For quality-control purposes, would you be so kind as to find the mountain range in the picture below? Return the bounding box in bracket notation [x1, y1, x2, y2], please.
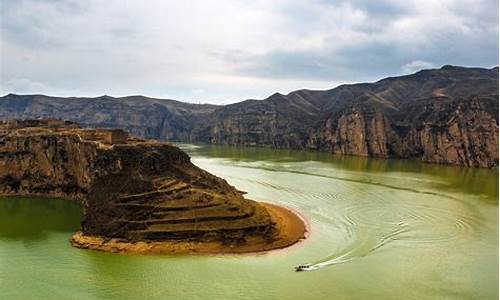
[1, 65, 498, 167]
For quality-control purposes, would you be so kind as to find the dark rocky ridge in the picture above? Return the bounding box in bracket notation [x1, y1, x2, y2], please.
[1, 65, 498, 167]
[0, 120, 302, 250]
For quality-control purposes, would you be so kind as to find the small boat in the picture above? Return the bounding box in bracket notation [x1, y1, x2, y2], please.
[294, 264, 312, 272]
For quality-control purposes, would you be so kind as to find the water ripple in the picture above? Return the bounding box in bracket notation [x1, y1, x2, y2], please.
[298, 200, 481, 271]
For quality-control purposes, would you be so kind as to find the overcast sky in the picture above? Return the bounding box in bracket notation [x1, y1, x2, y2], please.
[1, 0, 498, 104]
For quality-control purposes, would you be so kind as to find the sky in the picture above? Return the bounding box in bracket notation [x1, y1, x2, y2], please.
[0, 0, 498, 104]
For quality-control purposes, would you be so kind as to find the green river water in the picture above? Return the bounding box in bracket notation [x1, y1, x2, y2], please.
[0, 144, 498, 300]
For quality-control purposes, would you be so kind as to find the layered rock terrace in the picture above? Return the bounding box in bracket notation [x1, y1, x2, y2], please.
[0, 120, 306, 253]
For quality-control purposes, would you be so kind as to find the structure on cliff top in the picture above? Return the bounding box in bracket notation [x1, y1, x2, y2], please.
[0, 120, 304, 253]
[1, 119, 129, 145]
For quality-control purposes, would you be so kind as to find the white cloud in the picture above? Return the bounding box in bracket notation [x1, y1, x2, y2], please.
[0, 78, 50, 94]
[401, 60, 436, 74]
[0, 78, 81, 96]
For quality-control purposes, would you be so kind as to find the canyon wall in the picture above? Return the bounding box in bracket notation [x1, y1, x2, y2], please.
[1, 65, 498, 167]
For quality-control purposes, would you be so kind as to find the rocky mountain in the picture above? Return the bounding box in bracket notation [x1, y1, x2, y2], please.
[1, 65, 498, 167]
[0, 94, 219, 141]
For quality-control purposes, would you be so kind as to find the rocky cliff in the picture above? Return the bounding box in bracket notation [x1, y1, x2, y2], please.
[0, 120, 305, 253]
[1, 65, 497, 167]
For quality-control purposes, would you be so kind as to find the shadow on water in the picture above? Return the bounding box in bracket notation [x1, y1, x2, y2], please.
[0, 197, 82, 241]
[179, 143, 498, 199]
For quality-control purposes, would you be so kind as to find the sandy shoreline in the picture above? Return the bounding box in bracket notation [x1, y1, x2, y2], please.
[71, 202, 308, 255]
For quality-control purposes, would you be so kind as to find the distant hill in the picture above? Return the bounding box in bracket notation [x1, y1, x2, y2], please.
[1, 65, 498, 167]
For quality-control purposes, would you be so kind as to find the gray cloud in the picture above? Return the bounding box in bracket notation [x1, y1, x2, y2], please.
[0, 0, 498, 103]
[227, 0, 499, 82]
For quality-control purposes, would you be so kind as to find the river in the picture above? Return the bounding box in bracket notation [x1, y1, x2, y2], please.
[0, 144, 497, 300]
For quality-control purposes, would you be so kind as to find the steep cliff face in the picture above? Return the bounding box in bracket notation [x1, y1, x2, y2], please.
[314, 95, 498, 167]
[0, 128, 121, 200]
[1, 65, 497, 167]
[200, 66, 499, 167]
[205, 93, 318, 148]
[0, 120, 306, 251]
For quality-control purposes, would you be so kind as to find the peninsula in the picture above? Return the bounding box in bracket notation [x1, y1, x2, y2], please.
[0, 119, 307, 254]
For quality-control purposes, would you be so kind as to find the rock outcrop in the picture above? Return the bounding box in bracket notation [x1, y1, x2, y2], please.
[0, 65, 497, 167]
[0, 120, 306, 254]
[314, 94, 499, 167]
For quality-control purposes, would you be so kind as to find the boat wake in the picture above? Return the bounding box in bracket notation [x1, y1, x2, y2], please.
[296, 200, 479, 272]
[295, 224, 409, 272]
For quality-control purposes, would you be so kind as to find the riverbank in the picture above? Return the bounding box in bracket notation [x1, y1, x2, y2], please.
[70, 202, 308, 255]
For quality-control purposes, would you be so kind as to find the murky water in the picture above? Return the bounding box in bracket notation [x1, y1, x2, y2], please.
[0, 144, 497, 299]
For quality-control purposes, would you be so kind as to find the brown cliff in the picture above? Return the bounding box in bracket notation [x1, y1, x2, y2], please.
[0, 120, 306, 254]
[315, 94, 498, 167]
[1, 65, 497, 167]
